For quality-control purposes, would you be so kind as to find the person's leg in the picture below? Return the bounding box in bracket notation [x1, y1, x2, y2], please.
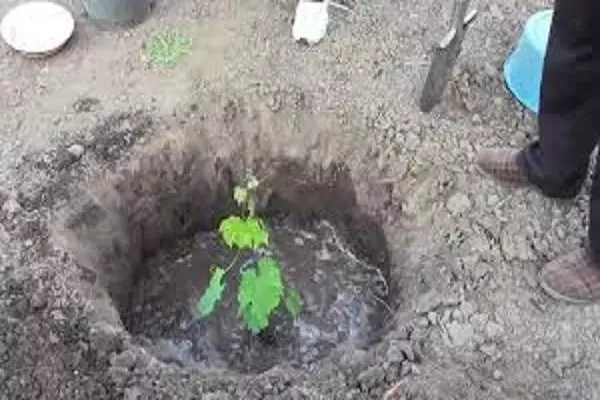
[519, 0, 600, 198]
[478, 0, 600, 303]
[538, 151, 600, 304]
[478, 0, 600, 197]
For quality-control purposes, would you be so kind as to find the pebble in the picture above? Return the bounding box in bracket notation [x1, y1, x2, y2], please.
[427, 311, 437, 325]
[460, 302, 475, 318]
[446, 322, 475, 347]
[416, 317, 430, 328]
[67, 144, 85, 159]
[470, 313, 489, 333]
[452, 308, 463, 322]
[49, 332, 60, 344]
[446, 192, 472, 215]
[493, 370, 503, 380]
[294, 237, 305, 246]
[484, 322, 505, 341]
[124, 387, 142, 400]
[2, 198, 22, 218]
[414, 290, 459, 315]
[479, 343, 497, 357]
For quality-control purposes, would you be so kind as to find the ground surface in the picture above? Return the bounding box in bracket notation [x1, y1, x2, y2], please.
[3, 0, 600, 399]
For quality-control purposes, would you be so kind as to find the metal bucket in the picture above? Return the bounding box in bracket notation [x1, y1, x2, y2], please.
[81, 0, 152, 26]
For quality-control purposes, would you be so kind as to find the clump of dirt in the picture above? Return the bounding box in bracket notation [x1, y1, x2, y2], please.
[53, 130, 396, 382]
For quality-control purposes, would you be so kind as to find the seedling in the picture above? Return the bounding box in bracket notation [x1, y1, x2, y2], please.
[147, 30, 192, 68]
[197, 176, 302, 335]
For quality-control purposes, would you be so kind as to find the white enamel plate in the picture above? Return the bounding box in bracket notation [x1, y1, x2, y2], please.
[1, 1, 75, 56]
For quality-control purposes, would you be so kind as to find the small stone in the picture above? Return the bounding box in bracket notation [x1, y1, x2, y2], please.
[446, 192, 472, 215]
[50, 309, 67, 321]
[472, 334, 485, 345]
[49, 332, 60, 344]
[427, 311, 437, 325]
[493, 370, 503, 380]
[486, 194, 499, 206]
[479, 343, 497, 357]
[446, 322, 474, 347]
[414, 291, 441, 314]
[2, 198, 22, 218]
[485, 322, 505, 341]
[452, 309, 463, 321]
[386, 342, 407, 363]
[357, 365, 385, 389]
[441, 309, 452, 324]
[460, 302, 475, 318]
[73, 97, 100, 113]
[67, 144, 85, 159]
[470, 313, 489, 331]
[110, 350, 138, 370]
[394, 340, 415, 362]
[416, 317, 429, 328]
[124, 387, 142, 400]
[294, 237, 305, 246]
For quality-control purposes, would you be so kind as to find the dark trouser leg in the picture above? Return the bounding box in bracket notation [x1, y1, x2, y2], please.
[589, 153, 600, 261]
[518, 0, 600, 199]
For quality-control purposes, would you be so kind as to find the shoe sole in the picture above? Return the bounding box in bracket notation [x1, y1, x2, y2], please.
[538, 272, 594, 305]
[475, 164, 531, 189]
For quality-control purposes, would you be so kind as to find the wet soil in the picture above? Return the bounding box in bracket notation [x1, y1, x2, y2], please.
[124, 219, 390, 373]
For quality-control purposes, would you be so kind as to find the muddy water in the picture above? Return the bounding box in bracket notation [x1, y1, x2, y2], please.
[124, 220, 390, 373]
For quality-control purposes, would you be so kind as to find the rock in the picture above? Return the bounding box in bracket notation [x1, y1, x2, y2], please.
[479, 343, 497, 357]
[446, 192, 472, 215]
[110, 350, 138, 370]
[73, 97, 100, 113]
[500, 222, 536, 261]
[49, 332, 60, 344]
[493, 370, 503, 380]
[460, 302, 475, 319]
[441, 309, 452, 324]
[427, 311, 437, 325]
[2, 198, 22, 218]
[470, 313, 489, 331]
[414, 290, 459, 314]
[547, 349, 585, 378]
[414, 291, 441, 314]
[67, 144, 85, 159]
[452, 308, 463, 322]
[484, 322, 505, 341]
[357, 365, 385, 389]
[393, 340, 415, 362]
[416, 317, 429, 328]
[446, 322, 475, 347]
[124, 386, 143, 400]
[386, 341, 408, 364]
[203, 392, 232, 400]
[411, 339, 424, 362]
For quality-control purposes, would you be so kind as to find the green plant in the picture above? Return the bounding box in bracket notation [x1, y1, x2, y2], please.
[147, 30, 192, 68]
[197, 177, 302, 335]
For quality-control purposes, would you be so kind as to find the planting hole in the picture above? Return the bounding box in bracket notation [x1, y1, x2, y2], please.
[57, 139, 394, 374]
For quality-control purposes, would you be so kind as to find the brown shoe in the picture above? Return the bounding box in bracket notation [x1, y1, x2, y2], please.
[476, 147, 531, 187]
[539, 248, 600, 304]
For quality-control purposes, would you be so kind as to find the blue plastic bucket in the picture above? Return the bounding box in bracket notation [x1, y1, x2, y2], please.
[504, 9, 553, 113]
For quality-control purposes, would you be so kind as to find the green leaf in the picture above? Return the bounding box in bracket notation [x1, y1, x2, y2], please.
[284, 287, 302, 319]
[219, 216, 269, 250]
[233, 186, 248, 206]
[197, 266, 227, 318]
[237, 257, 284, 334]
